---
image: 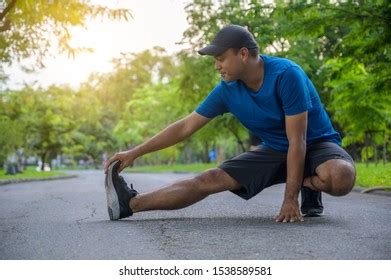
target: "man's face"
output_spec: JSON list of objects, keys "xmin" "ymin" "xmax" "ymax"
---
[{"xmin": 213, "ymin": 48, "xmax": 244, "ymax": 82}]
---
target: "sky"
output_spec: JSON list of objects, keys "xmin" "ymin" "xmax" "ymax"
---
[{"xmin": 5, "ymin": 0, "xmax": 191, "ymax": 90}]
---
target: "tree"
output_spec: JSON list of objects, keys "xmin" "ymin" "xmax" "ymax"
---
[
  {"xmin": 0, "ymin": 116, "xmax": 24, "ymax": 164},
  {"xmin": 181, "ymin": 0, "xmax": 289, "ymax": 155},
  {"xmin": 281, "ymin": 0, "xmax": 391, "ymax": 159},
  {"xmin": 181, "ymin": 0, "xmax": 390, "ymax": 161},
  {"xmin": 0, "ymin": 89, "xmax": 28, "ymax": 166},
  {"xmin": 21, "ymin": 86, "xmax": 78, "ymax": 170},
  {"xmin": 62, "ymin": 81, "xmax": 118, "ymax": 168},
  {"xmin": 94, "ymin": 47, "xmax": 177, "ymax": 117},
  {"xmin": 0, "ymin": 0, "xmax": 131, "ymax": 69}
]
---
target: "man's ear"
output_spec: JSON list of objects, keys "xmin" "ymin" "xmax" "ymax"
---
[{"xmin": 239, "ymin": 47, "xmax": 249, "ymax": 61}]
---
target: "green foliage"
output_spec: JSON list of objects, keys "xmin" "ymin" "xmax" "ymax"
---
[
  {"xmin": 115, "ymin": 82, "xmax": 181, "ymax": 144},
  {"xmin": 324, "ymin": 58, "xmax": 390, "ymax": 146},
  {"xmin": 66, "ymin": 79, "xmax": 120, "ymax": 166},
  {"xmin": 0, "ymin": 85, "xmax": 80, "ymax": 167},
  {"xmin": 1, "ymin": 0, "xmax": 389, "ymax": 167},
  {"xmin": 88, "ymin": 47, "xmax": 249, "ymax": 164},
  {"xmin": 22, "ymin": 86, "xmax": 77, "ymax": 166},
  {"xmin": 0, "ymin": 115, "xmax": 24, "ymax": 162},
  {"xmin": 0, "ymin": 0, "xmax": 131, "ymax": 67},
  {"xmin": 183, "ymin": 0, "xmax": 276, "ymax": 52},
  {"xmin": 87, "ymin": 48, "xmax": 178, "ymax": 152},
  {"xmin": 181, "ymin": 0, "xmax": 391, "ymax": 158},
  {"xmin": 281, "ymin": 1, "xmax": 390, "ymax": 148},
  {"xmin": 114, "ymin": 81, "xmax": 184, "ymax": 165}
]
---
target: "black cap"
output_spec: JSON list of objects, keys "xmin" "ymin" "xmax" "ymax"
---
[{"xmin": 198, "ymin": 25, "xmax": 258, "ymax": 56}]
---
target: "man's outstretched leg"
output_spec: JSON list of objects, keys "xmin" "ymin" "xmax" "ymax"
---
[{"xmin": 105, "ymin": 160, "xmax": 240, "ymax": 220}]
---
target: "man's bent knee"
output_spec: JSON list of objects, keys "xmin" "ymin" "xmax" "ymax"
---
[
  {"xmin": 193, "ymin": 168, "xmax": 240, "ymax": 195},
  {"xmin": 329, "ymin": 161, "xmax": 356, "ymax": 196}
]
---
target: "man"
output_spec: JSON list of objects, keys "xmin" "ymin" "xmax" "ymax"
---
[{"xmin": 104, "ymin": 25, "xmax": 356, "ymax": 223}]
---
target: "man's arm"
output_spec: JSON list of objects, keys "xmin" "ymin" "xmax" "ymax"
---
[
  {"xmin": 275, "ymin": 111, "xmax": 307, "ymax": 223},
  {"xmin": 104, "ymin": 112, "xmax": 211, "ymax": 173},
  {"xmin": 133, "ymin": 111, "xmax": 210, "ymax": 157}
]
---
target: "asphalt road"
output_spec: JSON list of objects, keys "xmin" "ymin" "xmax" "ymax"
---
[{"xmin": 0, "ymin": 170, "xmax": 390, "ymax": 260}]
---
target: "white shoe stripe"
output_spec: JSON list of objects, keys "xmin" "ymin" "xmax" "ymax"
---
[{"xmin": 105, "ymin": 161, "xmax": 120, "ymax": 220}]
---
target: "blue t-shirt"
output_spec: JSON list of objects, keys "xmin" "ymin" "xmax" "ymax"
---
[{"xmin": 195, "ymin": 54, "xmax": 341, "ymax": 152}]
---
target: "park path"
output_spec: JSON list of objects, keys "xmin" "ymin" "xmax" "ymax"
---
[{"xmin": 0, "ymin": 170, "xmax": 390, "ymax": 259}]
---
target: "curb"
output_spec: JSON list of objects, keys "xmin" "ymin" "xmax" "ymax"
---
[
  {"xmin": 0, "ymin": 175, "xmax": 78, "ymax": 186},
  {"xmin": 352, "ymin": 186, "xmax": 391, "ymax": 197}
]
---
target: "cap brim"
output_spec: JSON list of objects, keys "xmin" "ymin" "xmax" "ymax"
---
[{"xmin": 198, "ymin": 45, "xmax": 227, "ymax": 56}]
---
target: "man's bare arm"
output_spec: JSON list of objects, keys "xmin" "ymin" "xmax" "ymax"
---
[
  {"xmin": 275, "ymin": 111, "xmax": 307, "ymax": 223},
  {"xmin": 134, "ymin": 111, "xmax": 210, "ymax": 157},
  {"xmin": 104, "ymin": 112, "xmax": 211, "ymax": 173}
]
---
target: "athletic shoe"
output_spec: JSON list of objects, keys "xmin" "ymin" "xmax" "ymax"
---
[
  {"xmin": 104, "ymin": 160, "xmax": 138, "ymax": 220},
  {"xmin": 301, "ymin": 186, "xmax": 324, "ymax": 217}
]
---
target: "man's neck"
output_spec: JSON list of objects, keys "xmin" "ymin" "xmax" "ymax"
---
[{"xmin": 239, "ymin": 56, "xmax": 264, "ymax": 92}]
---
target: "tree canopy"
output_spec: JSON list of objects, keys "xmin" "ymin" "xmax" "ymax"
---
[
  {"xmin": 0, "ymin": 0, "xmax": 131, "ymax": 67},
  {"xmin": 1, "ymin": 0, "xmax": 389, "ymax": 168}
]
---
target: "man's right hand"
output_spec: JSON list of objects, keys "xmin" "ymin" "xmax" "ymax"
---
[
  {"xmin": 104, "ymin": 150, "xmax": 137, "ymax": 174},
  {"xmin": 274, "ymin": 198, "xmax": 304, "ymax": 223}
]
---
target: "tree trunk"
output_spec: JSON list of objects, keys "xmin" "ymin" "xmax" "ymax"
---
[
  {"xmin": 184, "ymin": 146, "xmax": 193, "ymax": 164},
  {"xmin": 217, "ymin": 145, "xmax": 225, "ymax": 163},
  {"xmin": 0, "ymin": 0, "xmax": 17, "ymax": 22},
  {"xmin": 202, "ymin": 141, "xmax": 210, "ymax": 163},
  {"xmin": 41, "ymin": 152, "xmax": 47, "ymax": 171},
  {"xmin": 227, "ymin": 127, "xmax": 246, "ymax": 153},
  {"xmin": 365, "ymin": 132, "xmax": 369, "ymax": 167},
  {"xmin": 383, "ymin": 131, "xmax": 387, "ymax": 165}
]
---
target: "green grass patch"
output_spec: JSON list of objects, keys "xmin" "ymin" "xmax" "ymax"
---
[
  {"xmin": 126, "ymin": 162, "xmax": 217, "ymax": 173},
  {"xmin": 0, "ymin": 166, "xmax": 67, "ymax": 180},
  {"xmin": 126, "ymin": 162, "xmax": 391, "ymax": 188},
  {"xmin": 355, "ymin": 162, "xmax": 391, "ymax": 188},
  {"xmin": 54, "ymin": 165, "xmax": 97, "ymax": 171},
  {"xmin": 3, "ymin": 161, "xmax": 386, "ymax": 188}
]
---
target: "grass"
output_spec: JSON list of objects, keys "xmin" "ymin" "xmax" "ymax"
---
[
  {"xmin": 354, "ymin": 162, "xmax": 391, "ymax": 188},
  {"xmin": 126, "ymin": 162, "xmax": 218, "ymax": 173},
  {"xmin": 53, "ymin": 165, "xmax": 99, "ymax": 170},
  {"xmin": 1, "ymin": 162, "xmax": 389, "ymax": 189},
  {"xmin": 126, "ymin": 162, "xmax": 391, "ymax": 188},
  {"xmin": 0, "ymin": 166, "xmax": 67, "ymax": 180}
]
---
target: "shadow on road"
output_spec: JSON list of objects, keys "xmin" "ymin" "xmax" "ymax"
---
[{"xmin": 87, "ymin": 215, "xmax": 343, "ymax": 228}]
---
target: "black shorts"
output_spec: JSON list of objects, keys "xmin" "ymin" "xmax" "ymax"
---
[{"xmin": 218, "ymin": 141, "xmax": 354, "ymax": 200}]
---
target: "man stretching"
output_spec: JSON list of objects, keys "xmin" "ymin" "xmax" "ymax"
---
[{"xmin": 104, "ymin": 25, "xmax": 355, "ymax": 223}]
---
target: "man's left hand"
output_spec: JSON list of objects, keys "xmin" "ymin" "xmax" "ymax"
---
[{"xmin": 274, "ymin": 199, "xmax": 304, "ymax": 223}]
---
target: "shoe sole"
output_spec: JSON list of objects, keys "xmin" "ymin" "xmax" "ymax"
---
[
  {"xmin": 302, "ymin": 210, "xmax": 324, "ymax": 217},
  {"xmin": 104, "ymin": 161, "xmax": 120, "ymax": 220}
]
